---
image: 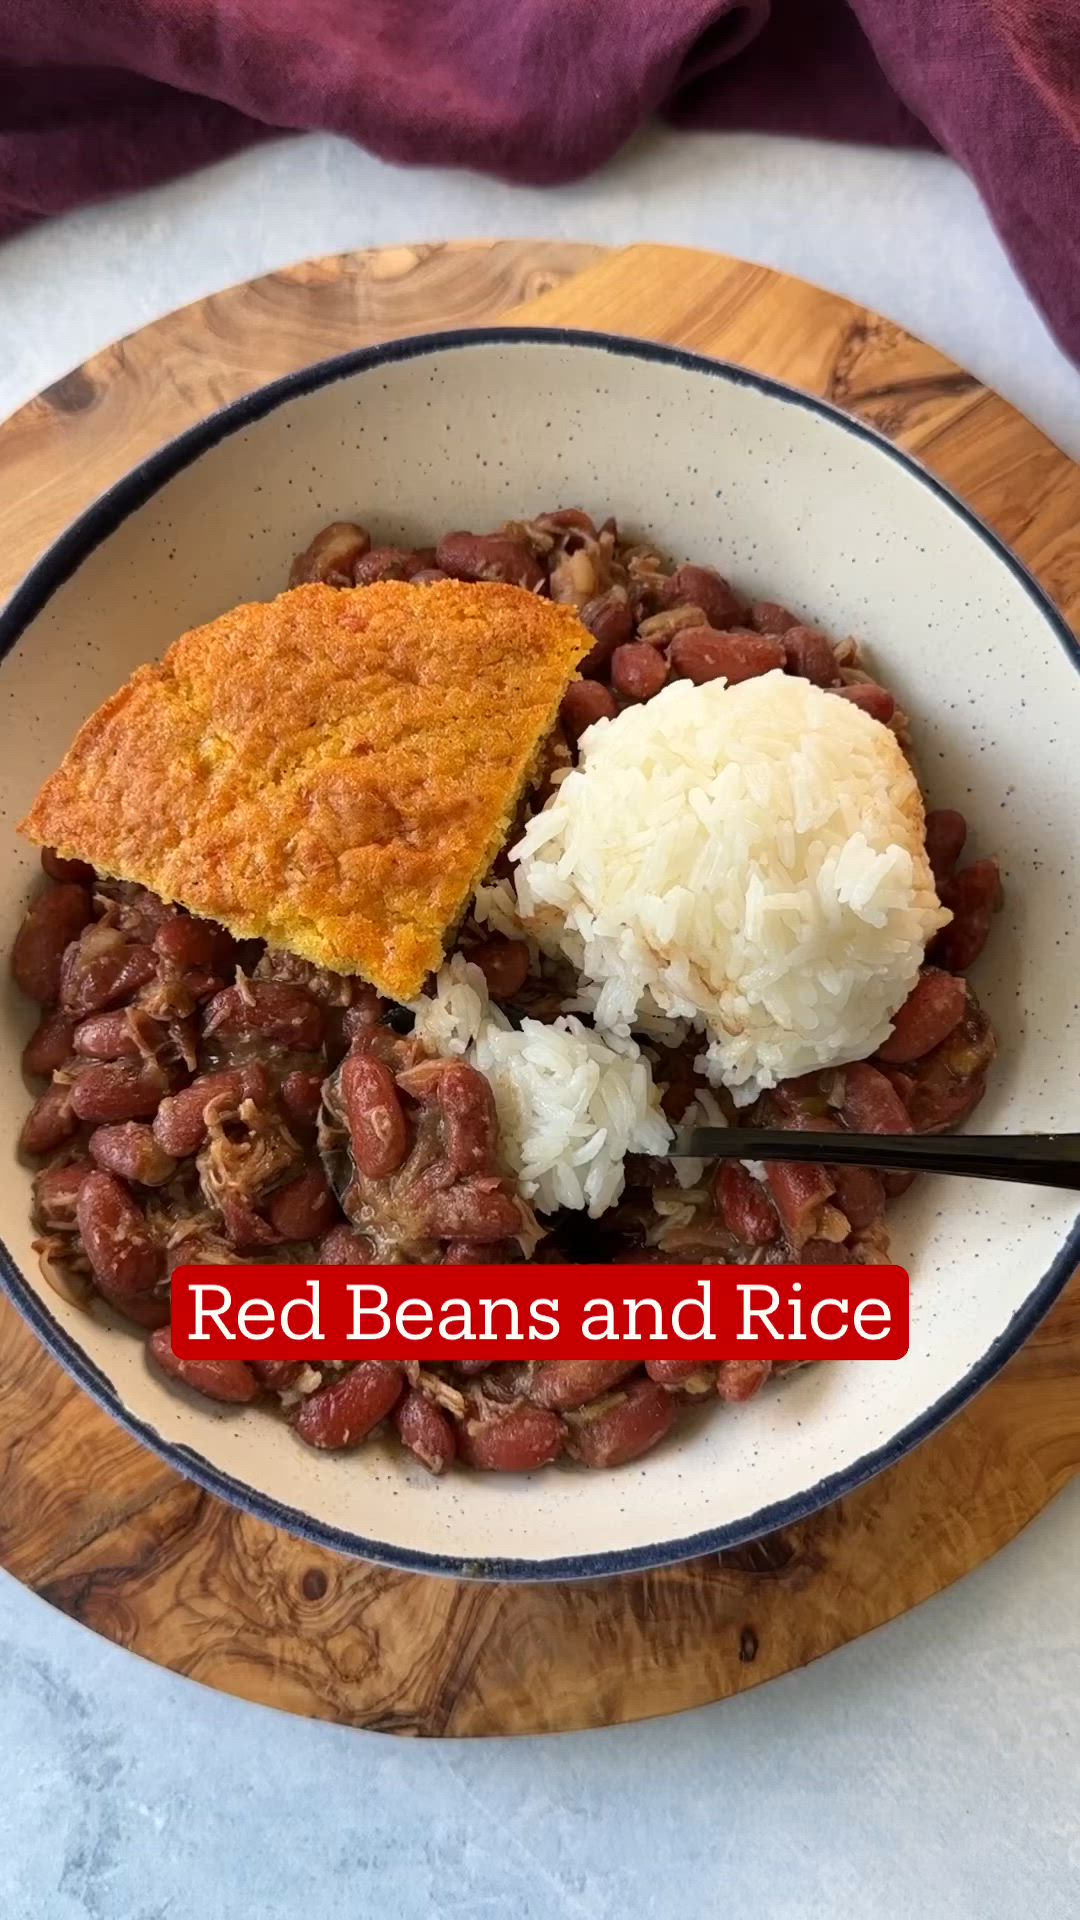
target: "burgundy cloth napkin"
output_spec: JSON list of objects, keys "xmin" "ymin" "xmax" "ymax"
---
[{"xmin": 1, "ymin": 1, "xmax": 1078, "ymax": 363}]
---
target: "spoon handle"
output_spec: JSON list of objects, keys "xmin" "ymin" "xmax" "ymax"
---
[{"xmin": 672, "ymin": 1130, "xmax": 1080, "ymax": 1191}]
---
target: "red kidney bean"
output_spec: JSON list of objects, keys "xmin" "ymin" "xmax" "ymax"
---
[
  {"xmin": 281, "ymin": 1068, "xmax": 325, "ymax": 1140},
  {"xmin": 395, "ymin": 1388, "xmax": 457, "ymax": 1474},
  {"xmin": 33, "ymin": 1159, "xmax": 93, "ymax": 1229},
  {"xmin": 561, "ymin": 678, "xmax": 618, "ymax": 742},
  {"xmin": 294, "ymin": 1361, "xmax": 404, "ymax": 1450},
  {"xmin": 611, "ymin": 642, "xmax": 669, "ymax": 701},
  {"xmin": 202, "ymin": 982, "xmax": 324, "ymax": 1050},
  {"xmin": 829, "ymin": 1163, "xmax": 886, "ymax": 1232},
  {"xmin": 646, "ymin": 1360, "xmax": 704, "ymax": 1384},
  {"xmin": 41, "ymin": 848, "xmax": 95, "ymax": 887},
  {"xmin": 831, "ymin": 682, "xmax": 896, "ymax": 723},
  {"xmin": 749, "ymin": 601, "xmax": 799, "ymax": 635},
  {"xmin": 289, "ymin": 521, "xmax": 371, "ymax": 588},
  {"xmin": 442, "ymin": 1239, "xmax": 515, "ymax": 1263},
  {"xmin": 537, "ymin": 507, "xmax": 598, "ymax": 536},
  {"xmin": 60, "ymin": 939, "xmax": 157, "ymax": 1016},
  {"xmin": 152, "ymin": 1063, "xmax": 271, "ymax": 1156},
  {"xmin": 148, "ymin": 1327, "xmax": 261, "ymax": 1403},
  {"xmin": 909, "ymin": 1074, "xmax": 987, "ymax": 1133},
  {"xmin": 579, "ymin": 588, "xmax": 634, "ymax": 676},
  {"xmin": 659, "ymin": 564, "xmax": 743, "ymax": 629},
  {"xmin": 668, "ymin": 628, "xmax": 784, "ymax": 687},
  {"xmin": 765, "ymin": 1161, "xmax": 837, "ymax": 1249},
  {"xmin": 20, "ymin": 1083, "xmax": 77, "ymax": 1155},
  {"xmin": 89, "ymin": 1122, "xmax": 177, "ymax": 1186},
  {"xmin": 251, "ymin": 1360, "xmax": 306, "ymax": 1389},
  {"xmin": 77, "ymin": 1170, "xmax": 160, "ymax": 1297},
  {"xmin": 317, "ymin": 1223, "xmax": 375, "ymax": 1263},
  {"xmin": 340, "ymin": 1052, "xmax": 409, "ymax": 1178},
  {"xmin": 716, "ymin": 1360, "xmax": 771, "ymax": 1404},
  {"xmin": 12, "ymin": 884, "xmax": 93, "ymax": 1004},
  {"xmin": 568, "ymin": 1381, "xmax": 675, "ymax": 1469},
  {"xmin": 877, "ymin": 969, "xmax": 968, "ymax": 1063},
  {"xmin": 350, "ymin": 546, "xmax": 414, "ymax": 585},
  {"xmin": 72, "ymin": 1010, "xmax": 142, "ymax": 1059},
  {"xmin": 22, "ymin": 1009, "xmax": 79, "ymax": 1076},
  {"xmin": 924, "ymin": 808, "xmax": 968, "ymax": 887},
  {"xmin": 469, "ymin": 937, "xmax": 531, "ymax": 1002},
  {"xmin": 434, "ymin": 531, "xmax": 545, "ymax": 592},
  {"xmin": 530, "ymin": 1361, "xmax": 639, "ymax": 1411},
  {"xmin": 714, "ymin": 1161, "xmax": 780, "ymax": 1247},
  {"xmin": 153, "ymin": 916, "xmax": 220, "ymax": 971},
  {"xmin": 781, "ymin": 625, "xmax": 840, "ymax": 687},
  {"xmin": 437, "ymin": 1062, "xmax": 498, "ymax": 1177},
  {"xmin": 933, "ymin": 858, "xmax": 1003, "ymax": 971},
  {"xmin": 839, "ymin": 1061, "xmax": 914, "ymax": 1135},
  {"xmin": 70, "ymin": 1059, "xmax": 168, "ymax": 1125},
  {"xmin": 423, "ymin": 1182, "xmax": 521, "ymax": 1243},
  {"xmin": 265, "ymin": 1167, "xmax": 338, "ymax": 1241},
  {"xmin": 459, "ymin": 1406, "xmax": 565, "ymax": 1471}
]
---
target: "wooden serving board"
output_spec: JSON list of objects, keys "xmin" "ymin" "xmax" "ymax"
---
[{"xmin": 1, "ymin": 240, "xmax": 1078, "ymax": 1738}]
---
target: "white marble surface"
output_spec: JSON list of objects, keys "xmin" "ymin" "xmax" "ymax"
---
[{"xmin": 1, "ymin": 127, "xmax": 1078, "ymax": 1919}]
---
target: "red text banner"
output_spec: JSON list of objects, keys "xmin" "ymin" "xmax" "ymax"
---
[{"xmin": 171, "ymin": 1263, "xmax": 909, "ymax": 1363}]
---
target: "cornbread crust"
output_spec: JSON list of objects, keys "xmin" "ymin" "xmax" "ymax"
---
[{"xmin": 20, "ymin": 581, "xmax": 593, "ymax": 1001}]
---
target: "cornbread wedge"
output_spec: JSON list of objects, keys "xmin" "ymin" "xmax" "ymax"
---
[{"xmin": 20, "ymin": 580, "xmax": 593, "ymax": 1000}]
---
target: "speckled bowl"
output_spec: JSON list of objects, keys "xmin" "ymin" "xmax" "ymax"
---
[{"xmin": 1, "ymin": 329, "xmax": 1077, "ymax": 1581}]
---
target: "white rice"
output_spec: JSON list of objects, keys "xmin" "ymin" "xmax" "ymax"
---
[
  {"xmin": 411, "ymin": 956, "xmax": 671, "ymax": 1216},
  {"xmin": 511, "ymin": 672, "xmax": 949, "ymax": 1104}
]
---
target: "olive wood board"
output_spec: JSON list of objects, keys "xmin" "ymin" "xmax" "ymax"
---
[{"xmin": 1, "ymin": 238, "xmax": 1077, "ymax": 1737}]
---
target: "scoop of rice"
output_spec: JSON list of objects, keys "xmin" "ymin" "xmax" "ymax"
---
[
  {"xmin": 511, "ymin": 672, "xmax": 949, "ymax": 1103},
  {"xmin": 411, "ymin": 957, "xmax": 671, "ymax": 1216}
]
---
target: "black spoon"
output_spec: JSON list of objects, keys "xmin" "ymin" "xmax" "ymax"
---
[{"xmin": 672, "ymin": 1130, "xmax": 1080, "ymax": 1192}]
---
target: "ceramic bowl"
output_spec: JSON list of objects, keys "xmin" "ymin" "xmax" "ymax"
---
[{"xmin": 1, "ymin": 329, "xmax": 1077, "ymax": 1581}]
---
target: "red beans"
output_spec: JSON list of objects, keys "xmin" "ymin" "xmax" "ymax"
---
[
  {"xmin": 202, "ymin": 982, "xmax": 324, "ymax": 1050},
  {"xmin": 395, "ymin": 1389, "xmax": 457, "ymax": 1474},
  {"xmin": 749, "ymin": 601, "xmax": 799, "ymax": 635},
  {"xmin": 459, "ymin": 1406, "xmax": 565, "ymax": 1472},
  {"xmin": 289, "ymin": 522, "xmax": 371, "ymax": 587},
  {"xmin": 153, "ymin": 1064, "xmax": 271, "ymax": 1156},
  {"xmin": 89, "ymin": 1122, "xmax": 177, "ymax": 1187},
  {"xmin": 60, "ymin": 938, "xmax": 157, "ymax": 1016},
  {"xmin": 714, "ymin": 1161, "xmax": 779, "ymax": 1247},
  {"xmin": 20, "ymin": 1083, "xmax": 77, "ymax": 1155},
  {"xmin": 781, "ymin": 626, "xmax": 840, "ymax": 687},
  {"xmin": 265, "ymin": 1167, "xmax": 339, "ymax": 1241},
  {"xmin": 12, "ymin": 884, "xmax": 93, "ymax": 1004},
  {"xmin": 69, "ymin": 1060, "xmax": 168, "ymax": 1126},
  {"xmin": 153, "ymin": 915, "xmax": 220, "ymax": 971},
  {"xmin": 839, "ymin": 1061, "xmax": 913, "ymax": 1136},
  {"xmin": 831, "ymin": 682, "xmax": 897, "ymax": 723},
  {"xmin": 765, "ymin": 1161, "xmax": 836, "ymax": 1250},
  {"xmin": 281, "ymin": 1068, "xmax": 325, "ymax": 1140},
  {"xmin": 318, "ymin": 1224, "xmax": 375, "ymax": 1264},
  {"xmin": 659, "ymin": 564, "xmax": 743, "ymax": 629},
  {"xmin": 340, "ymin": 1052, "xmax": 409, "ymax": 1178},
  {"xmin": 76, "ymin": 1171, "xmax": 161, "ymax": 1298},
  {"xmin": 924, "ymin": 809, "xmax": 968, "ymax": 887},
  {"xmin": 716, "ymin": 1361, "xmax": 771, "ymax": 1404},
  {"xmin": 468, "ymin": 937, "xmax": 530, "ymax": 1002},
  {"xmin": 933, "ymin": 858, "xmax": 1003, "ymax": 971},
  {"xmin": 149, "ymin": 1328, "xmax": 262, "ymax": 1403},
  {"xmin": 877, "ymin": 969, "xmax": 968, "ymax": 1063},
  {"xmin": 610, "ymin": 642, "xmax": 669, "ymax": 701},
  {"xmin": 72, "ymin": 1010, "xmax": 141, "ymax": 1059},
  {"xmin": 33, "ymin": 1159, "xmax": 93, "ymax": 1229},
  {"xmin": 434, "ymin": 531, "xmax": 545, "ymax": 592},
  {"xmin": 561, "ymin": 679, "xmax": 618, "ymax": 742},
  {"xmin": 350, "ymin": 546, "xmax": 414, "ymax": 586},
  {"xmin": 41, "ymin": 848, "xmax": 96, "ymax": 887},
  {"xmin": 567, "ymin": 1381, "xmax": 675, "ymax": 1469},
  {"xmin": 529, "ymin": 1361, "xmax": 638, "ymax": 1411},
  {"xmin": 829, "ymin": 1164, "xmax": 886, "ymax": 1233},
  {"xmin": 668, "ymin": 628, "xmax": 784, "ymax": 686},
  {"xmin": 294, "ymin": 1362, "xmax": 404, "ymax": 1450},
  {"xmin": 423, "ymin": 1182, "xmax": 521, "ymax": 1243},
  {"xmin": 22, "ymin": 1009, "xmax": 79, "ymax": 1076},
  {"xmin": 436, "ymin": 1062, "xmax": 498, "ymax": 1177},
  {"xmin": 579, "ymin": 588, "xmax": 634, "ymax": 676}
]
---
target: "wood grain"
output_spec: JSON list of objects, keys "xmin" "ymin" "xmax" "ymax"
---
[{"xmin": 1, "ymin": 239, "xmax": 1077, "ymax": 1737}]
